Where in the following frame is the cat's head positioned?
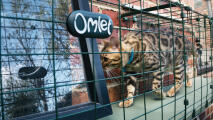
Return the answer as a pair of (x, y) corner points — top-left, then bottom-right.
(100, 32), (142, 71)
(100, 37), (124, 71)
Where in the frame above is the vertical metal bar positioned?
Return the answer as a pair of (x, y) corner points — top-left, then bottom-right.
(156, 1), (163, 120)
(51, 0), (58, 119)
(118, 0), (126, 119)
(204, 16), (209, 108)
(197, 16), (203, 113)
(191, 9), (196, 119)
(210, 18), (213, 104)
(181, 7), (187, 120)
(168, 1), (176, 120)
(139, 0), (147, 119)
(0, 0), (4, 119)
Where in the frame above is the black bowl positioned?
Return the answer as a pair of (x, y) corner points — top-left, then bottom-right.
(18, 67), (47, 80)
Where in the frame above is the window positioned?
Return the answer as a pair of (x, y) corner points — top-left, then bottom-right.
(0, 0), (112, 119)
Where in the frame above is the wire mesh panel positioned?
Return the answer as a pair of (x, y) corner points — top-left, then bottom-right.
(0, 0), (92, 119)
(0, 0), (213, 120)
(96, 0), (213, 120)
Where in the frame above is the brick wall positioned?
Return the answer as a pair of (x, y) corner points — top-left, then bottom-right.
(194, 0), (213, 49)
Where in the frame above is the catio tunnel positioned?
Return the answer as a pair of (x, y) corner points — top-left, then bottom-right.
(0, 0), (213, 120)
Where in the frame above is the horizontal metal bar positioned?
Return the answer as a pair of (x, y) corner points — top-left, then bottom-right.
(142, 3), (178, 12)
(121, 4), (182, 23)
(121, 2), (211, 22)
(121, 2), (179, 16)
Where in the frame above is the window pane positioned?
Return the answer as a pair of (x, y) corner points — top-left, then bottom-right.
(1, 0), (90, 119)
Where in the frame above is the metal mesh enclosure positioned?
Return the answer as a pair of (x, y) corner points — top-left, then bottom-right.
(0, 0), (213, 120)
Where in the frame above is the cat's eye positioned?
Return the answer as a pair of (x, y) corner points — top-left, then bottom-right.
(104, 57), (108, 61)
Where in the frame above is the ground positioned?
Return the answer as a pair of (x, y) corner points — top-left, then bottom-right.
(100, 75), (213, 120)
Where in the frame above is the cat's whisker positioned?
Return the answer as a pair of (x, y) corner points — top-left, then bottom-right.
(105, 70), (109, 77)
(108, 71), (113, 80)
(109, 70), (117, 77)
(111, 70), (119, 76)
(109, 70), (120, 82)
(106, 70), (112, 80)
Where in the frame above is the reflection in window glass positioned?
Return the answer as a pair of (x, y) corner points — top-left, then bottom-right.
(1, 0), (89, 119)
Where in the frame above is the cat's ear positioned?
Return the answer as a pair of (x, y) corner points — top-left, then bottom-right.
(102, 39), (109, 45)
(110, 37), (120, 48)
(98, 40), (109, 51)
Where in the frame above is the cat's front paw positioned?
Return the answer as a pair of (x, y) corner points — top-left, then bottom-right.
(119, 99), (133, 108)
(167, 90), (175, 97)
(186, 79), (192, 87)
(167, 84), (183, 97)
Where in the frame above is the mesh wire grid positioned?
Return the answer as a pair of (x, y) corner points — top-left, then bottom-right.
(0, 0), (213, 120)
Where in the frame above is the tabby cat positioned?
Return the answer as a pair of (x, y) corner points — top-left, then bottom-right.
(100, 30), (196, 108)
